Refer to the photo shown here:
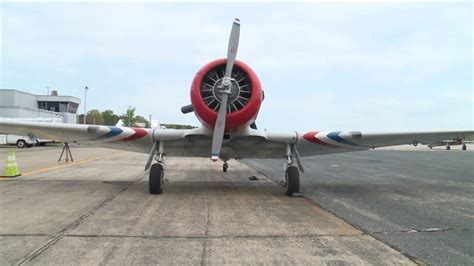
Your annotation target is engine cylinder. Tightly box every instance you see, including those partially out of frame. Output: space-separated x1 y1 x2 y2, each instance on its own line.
190 58 263 132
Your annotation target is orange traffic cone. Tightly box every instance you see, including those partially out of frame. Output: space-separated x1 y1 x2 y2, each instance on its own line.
1 151 21 177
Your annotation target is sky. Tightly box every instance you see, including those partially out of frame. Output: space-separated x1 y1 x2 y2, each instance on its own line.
1 2 472 131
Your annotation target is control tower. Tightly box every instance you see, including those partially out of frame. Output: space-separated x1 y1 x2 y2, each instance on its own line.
0 89 81 123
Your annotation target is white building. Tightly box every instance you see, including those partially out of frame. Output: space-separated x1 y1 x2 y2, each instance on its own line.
0 89 81 123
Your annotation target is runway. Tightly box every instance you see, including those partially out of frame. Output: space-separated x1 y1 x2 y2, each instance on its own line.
2 147 473 264
244 149 474 265
0 146 413 265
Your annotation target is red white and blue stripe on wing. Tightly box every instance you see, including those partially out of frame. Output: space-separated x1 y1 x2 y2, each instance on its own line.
303 130 364 149
87 126 149 142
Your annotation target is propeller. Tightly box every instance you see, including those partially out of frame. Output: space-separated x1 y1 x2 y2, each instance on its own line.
210 18 240 161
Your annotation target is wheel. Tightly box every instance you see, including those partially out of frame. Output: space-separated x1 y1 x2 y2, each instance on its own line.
446 145 451 151
285 165 300 196
462 144 467 150
16 140 26 148
149 163 164 194
223 162 228 173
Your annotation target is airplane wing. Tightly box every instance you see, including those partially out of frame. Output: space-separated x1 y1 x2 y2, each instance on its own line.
294 130 474 157
1 120 473 158
0 120 154 153
151 127 474 159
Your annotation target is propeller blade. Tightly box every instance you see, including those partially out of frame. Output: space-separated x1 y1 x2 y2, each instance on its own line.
210 18 241 161
224 18 240 79
145 141 157 170
211 94 229 161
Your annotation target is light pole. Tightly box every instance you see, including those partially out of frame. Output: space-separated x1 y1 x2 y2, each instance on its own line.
83 86 89 124
128 105 131 127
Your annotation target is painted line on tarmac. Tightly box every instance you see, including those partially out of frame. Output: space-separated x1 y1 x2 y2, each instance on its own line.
21 152 124 176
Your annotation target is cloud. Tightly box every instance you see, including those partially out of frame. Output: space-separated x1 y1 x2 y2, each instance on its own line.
2 2 472 130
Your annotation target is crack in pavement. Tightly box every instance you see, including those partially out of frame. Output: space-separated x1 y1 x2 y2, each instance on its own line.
200 195 211 266
374 227 471 234
4 233 367 240
3 227 470 240
14 173 145 265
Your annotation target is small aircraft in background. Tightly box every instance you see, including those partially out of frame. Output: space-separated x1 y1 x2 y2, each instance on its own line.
1 19 473 196
427 139 470 150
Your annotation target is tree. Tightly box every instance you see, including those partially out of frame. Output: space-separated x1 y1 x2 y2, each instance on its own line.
102 110 119 126
135 115 150 128
161 124 197 129
120 106 138 127
86 109 104 125
77 114 85 124
75 106 161 128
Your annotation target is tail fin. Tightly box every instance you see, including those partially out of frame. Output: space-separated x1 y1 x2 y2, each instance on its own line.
116 119 125 127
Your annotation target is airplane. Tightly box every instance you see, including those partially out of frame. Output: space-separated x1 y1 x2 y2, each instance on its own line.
427 139 470 150
1 18 473 196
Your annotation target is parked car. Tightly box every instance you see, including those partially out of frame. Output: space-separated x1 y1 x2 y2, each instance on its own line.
0 134 35 148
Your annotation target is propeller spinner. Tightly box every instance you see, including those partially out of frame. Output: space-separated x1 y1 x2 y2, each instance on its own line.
210 18 240 161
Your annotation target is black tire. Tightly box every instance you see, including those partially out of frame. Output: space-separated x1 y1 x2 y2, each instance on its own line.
223 163 228 173
462 144 467 151
149 163 164 194
285 166 300 196
16 140 26 148
446 145 451 151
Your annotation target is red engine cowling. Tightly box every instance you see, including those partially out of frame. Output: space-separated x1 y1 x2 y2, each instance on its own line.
190 58 263 132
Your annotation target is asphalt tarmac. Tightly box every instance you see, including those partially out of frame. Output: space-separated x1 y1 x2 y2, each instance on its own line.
0 146 412 265
243 149 474 265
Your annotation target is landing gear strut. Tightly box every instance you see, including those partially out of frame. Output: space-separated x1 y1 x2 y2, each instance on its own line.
462 143 467 150
223 162 228 173
282 143 303 197
149 142 165 194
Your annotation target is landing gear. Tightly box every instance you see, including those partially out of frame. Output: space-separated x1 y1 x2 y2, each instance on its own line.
285 165 300 196
446 144 451 151
148 141 165 195
282 143 303 197
462 143 467 150
223 162 228 173
149 163 164 194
